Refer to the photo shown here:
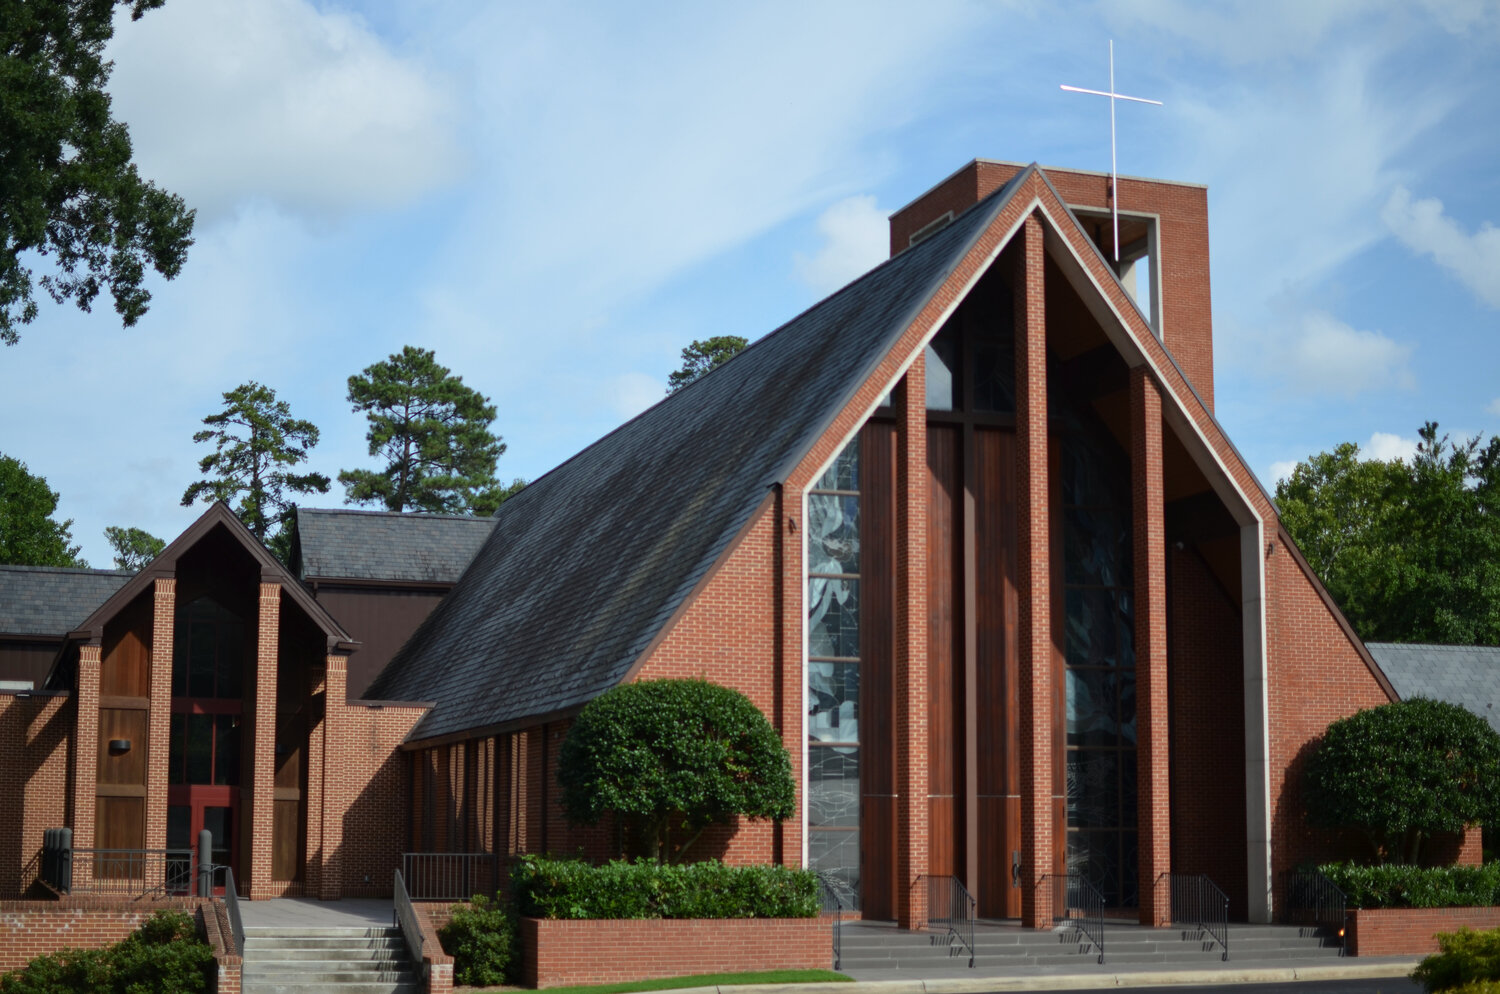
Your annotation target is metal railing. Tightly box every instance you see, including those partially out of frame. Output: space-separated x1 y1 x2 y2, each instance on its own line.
66 848 197 897
1279 869 1347 951
401 852 501 901
916 874 975 968
1164 873 1229 961
394 868 425 968
815 872 842 971
1047 873 1105 964
224 867 245 957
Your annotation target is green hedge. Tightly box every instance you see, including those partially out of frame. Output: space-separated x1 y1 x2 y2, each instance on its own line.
0 911 214 994
437 894 516 988
1321 862 1500 909
512 857 819 919
1412 928 1500 991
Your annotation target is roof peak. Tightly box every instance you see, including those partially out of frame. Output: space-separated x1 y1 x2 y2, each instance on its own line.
298 507 492 523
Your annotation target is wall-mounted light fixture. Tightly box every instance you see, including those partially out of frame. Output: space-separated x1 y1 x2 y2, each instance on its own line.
108 739 132 754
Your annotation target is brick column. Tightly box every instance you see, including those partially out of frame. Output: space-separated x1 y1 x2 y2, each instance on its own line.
895 355 930 929
1132 368 1170 926
71 643 103 880
249 581 280 899
318 652 348 900
775 485 801 870
1014 214 1053 929
144 577 175 853
304 663 327 898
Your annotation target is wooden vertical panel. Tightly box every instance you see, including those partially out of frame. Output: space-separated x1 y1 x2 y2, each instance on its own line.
926 425 960 877
859 421 897 920
273 799 300 881
101 594 151 698
974 428 1020 917
95 796 145 853
97 709 148 786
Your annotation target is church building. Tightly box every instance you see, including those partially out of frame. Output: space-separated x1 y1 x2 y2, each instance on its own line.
0 159 1404 930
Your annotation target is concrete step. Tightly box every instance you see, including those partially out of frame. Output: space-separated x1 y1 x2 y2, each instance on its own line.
240 924 420 994
241 985 420 994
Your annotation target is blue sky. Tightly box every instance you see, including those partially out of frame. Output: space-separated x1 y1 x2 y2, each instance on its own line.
2 0 1497 568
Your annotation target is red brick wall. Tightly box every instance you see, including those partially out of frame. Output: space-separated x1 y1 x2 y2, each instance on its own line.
333 701 426 897
1265 536 1394 878
0 693 71 899
1348 907 1500 957
520 917 831 988
0 898 207 974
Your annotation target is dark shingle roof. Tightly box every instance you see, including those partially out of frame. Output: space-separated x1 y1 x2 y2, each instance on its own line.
1367 642 1500 733
367 170 1027 740
0 566 133 637
295 508 497 584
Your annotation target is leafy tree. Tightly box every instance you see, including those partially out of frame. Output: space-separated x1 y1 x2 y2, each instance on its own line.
469 477 526 517
339 346 506 514
1 0 195 347
558 678 796 863
1277 422 1500 645
1305 698 1500 864
0 454 85 566
180 382 329 542
104 525 163 571
666 335 748 393
437 894 515 987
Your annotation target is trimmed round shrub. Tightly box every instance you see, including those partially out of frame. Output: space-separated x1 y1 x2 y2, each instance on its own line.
0 910 213 994
437 894 516 988
1413 927 1500 992
1305 698 1500 864
558 678 795 862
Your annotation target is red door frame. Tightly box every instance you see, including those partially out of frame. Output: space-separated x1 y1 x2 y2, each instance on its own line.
169 697 244 894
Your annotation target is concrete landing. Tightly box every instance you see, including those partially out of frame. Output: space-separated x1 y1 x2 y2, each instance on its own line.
238 898 393 930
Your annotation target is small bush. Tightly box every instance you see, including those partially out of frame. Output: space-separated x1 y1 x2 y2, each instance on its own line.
1413 928 1500 991
437 894 516 988
1321 862 1500 909
512 856 819 920
0 911 213 994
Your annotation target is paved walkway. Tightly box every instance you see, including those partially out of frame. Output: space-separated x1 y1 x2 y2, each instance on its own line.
237 897 393 929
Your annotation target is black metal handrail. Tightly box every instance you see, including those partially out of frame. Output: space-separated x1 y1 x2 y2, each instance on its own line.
1164 872 1229 961
224 867 245 958
1047 873 1105 964
815 872 842 971
401 852 501 901
916 874 975 968
66 848 197 897
394 868 425 967
1279 869 1347 951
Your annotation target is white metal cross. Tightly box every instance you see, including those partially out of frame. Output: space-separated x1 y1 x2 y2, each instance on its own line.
1061 41 1162 262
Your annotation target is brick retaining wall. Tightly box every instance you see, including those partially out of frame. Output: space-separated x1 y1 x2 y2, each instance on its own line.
521 917 832 989
1348 907 1500 956
0 898 206 974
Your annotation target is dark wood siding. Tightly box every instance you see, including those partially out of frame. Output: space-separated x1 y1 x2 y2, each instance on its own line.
926 425 961 878
101 593 151 698
313 587 448 700
858 422 896 920
97 707 148 787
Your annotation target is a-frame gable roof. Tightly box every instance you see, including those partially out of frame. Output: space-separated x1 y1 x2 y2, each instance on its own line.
367 169 1032 741
73 502 352 645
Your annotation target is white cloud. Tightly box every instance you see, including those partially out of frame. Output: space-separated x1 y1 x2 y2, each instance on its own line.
794 196 890 295
1268 459 1299 484
1382 186 1500 308
1363 431 1420 462
609 373 665 420
1282 310 1415 398
107 0 460 222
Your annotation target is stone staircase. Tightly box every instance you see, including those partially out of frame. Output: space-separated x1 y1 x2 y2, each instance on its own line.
241 926 422 994
837 920 1347 977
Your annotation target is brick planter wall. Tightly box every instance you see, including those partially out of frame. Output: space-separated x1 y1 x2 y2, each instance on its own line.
521 917 832 989
1348 907 1500 956
0 898 207 974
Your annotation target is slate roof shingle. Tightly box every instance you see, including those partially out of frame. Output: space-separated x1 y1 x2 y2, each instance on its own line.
1366 642 1500 734
0 566 133 637
367 170 1028 742
295 508 497 585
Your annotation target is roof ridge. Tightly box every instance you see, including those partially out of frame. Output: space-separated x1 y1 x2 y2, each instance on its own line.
0 565 132 577
1368 641 1500 652
298 507 493 523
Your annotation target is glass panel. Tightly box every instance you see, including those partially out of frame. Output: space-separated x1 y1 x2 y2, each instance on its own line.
1066 749 1118 829
808 577 859 658
1065 589 1122 667
807 494 859 575
166 805 191 850
189 623 215 697
186 714 213 784
172 621 188 696
809 829 860 910
808 662 859 743
1061 432 1130 507
815 441 858 492
1119 671 1137 744
1066 668 1118 746
216 627 243 699
169 712 186 785
214 715 241 786
1119 751 1138 828
1120 831 1140 907
203 807 233 881
924 321 959 410
1063 507 1131 587
972 339 1015 413
807 746 860 827
1067 831 1124 907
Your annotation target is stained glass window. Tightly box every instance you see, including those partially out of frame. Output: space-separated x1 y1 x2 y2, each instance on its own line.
808 439 861 909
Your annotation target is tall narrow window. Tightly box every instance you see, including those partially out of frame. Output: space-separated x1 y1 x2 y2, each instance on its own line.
807 440 861 908
1059 406 1137 908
